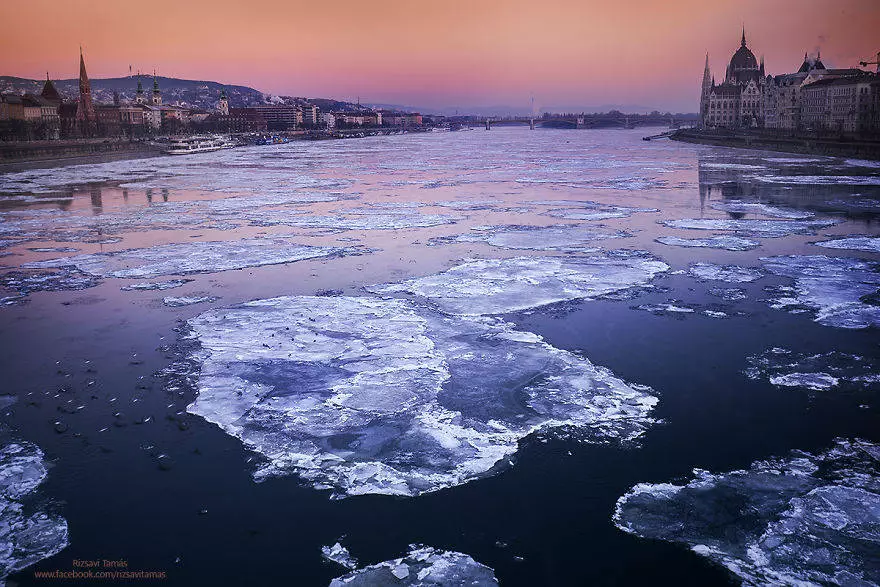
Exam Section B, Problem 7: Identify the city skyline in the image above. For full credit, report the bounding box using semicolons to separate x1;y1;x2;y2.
1;0;878;112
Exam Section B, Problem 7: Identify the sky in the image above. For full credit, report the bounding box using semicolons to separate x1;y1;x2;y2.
1;0;878;113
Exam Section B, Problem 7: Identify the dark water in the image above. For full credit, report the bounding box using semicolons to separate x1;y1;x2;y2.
0;128;877;585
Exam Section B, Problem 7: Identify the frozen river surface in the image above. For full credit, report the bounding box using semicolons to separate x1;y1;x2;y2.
0;128;878;585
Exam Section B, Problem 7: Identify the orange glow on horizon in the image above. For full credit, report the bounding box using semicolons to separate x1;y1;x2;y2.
1;0;878;112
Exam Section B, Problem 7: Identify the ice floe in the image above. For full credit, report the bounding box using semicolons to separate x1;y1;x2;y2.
745;347;879;391
614;438;880;587
328;545;498;586
708;287;748;302
709;201;813;219
23;239;361;279
120;279;193;292
663;218;838;238
0;440;68;583
247;211;460;231
688;263;764;283
761;255;880;329
162;295;220;307
427;224;629;253
655;235;760;251
369;254;668;315
814;236;880;254
322;543;358;570
1;269;100;297
177;296;657;497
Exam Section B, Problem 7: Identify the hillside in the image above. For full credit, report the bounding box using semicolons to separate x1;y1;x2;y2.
0;75;265;110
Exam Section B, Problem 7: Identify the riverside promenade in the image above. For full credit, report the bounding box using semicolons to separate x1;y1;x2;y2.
671;128;880;160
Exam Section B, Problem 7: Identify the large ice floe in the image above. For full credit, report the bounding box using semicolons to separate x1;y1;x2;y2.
761;255;880;329
0;440;68;584
22;238;361;279
655;235;760;251
662;218;838;238
328;545;498;586
709;201;814;219
178;296;657;497
427;224;629;253
814;236;880;255
614;439;880;587
745;347;879;391
369;254;669;316
688;262;764;283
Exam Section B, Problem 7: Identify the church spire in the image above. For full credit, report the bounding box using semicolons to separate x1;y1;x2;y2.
75;47;97;134
741;26;746;47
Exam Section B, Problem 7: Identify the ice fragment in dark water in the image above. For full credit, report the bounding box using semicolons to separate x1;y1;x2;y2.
329;545;498;586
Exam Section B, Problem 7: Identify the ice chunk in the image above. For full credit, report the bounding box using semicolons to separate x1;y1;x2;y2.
814;236;880;254
769;372;839;390
23;238;361;279
761;255;880;329
369;254;669;316
689;262;764;283
614;439;880;587
655;235;760;251
177;296;657;497
709;201;813;219
247;211;460;231
322;542;358;570
663;218;838;238
0;441;68;583
329;545;498;586
708;287;748;302
1;268;101;297
162;295;220;307
121;279;193;291
745;348;878;391
428;224;628;253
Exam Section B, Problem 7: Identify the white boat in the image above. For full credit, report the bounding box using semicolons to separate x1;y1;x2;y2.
165;136;233;155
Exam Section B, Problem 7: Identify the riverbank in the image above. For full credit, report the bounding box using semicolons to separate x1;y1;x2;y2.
671;128;880;160
0;127;433;174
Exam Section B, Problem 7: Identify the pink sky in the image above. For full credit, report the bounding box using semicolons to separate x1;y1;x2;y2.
1;0;878;112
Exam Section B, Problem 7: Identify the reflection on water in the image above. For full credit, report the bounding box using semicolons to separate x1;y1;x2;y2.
0;129;877;586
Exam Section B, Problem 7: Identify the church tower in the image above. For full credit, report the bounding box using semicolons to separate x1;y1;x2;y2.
218;88;229;116
135;73;145;104
151;73;162;105
700;53;712;127
75;48;97;135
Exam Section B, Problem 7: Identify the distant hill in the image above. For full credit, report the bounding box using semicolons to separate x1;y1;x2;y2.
0;75;265;110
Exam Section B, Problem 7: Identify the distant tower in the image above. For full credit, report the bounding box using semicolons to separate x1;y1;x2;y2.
40;73;62;104
218;88;229;116
700;53;712;127
135;72;145;104
75;47;97;134
151;73;162;105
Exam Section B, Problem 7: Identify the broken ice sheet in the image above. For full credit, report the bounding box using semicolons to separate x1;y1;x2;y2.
688;262;764;283
662;218;838;238
427;224;629;253
178;296;657;497
23;238;363;279
1;268;101;298
322;542;358;570
162;295;220;307
246;210;461;231
613;439;880;587
761;255;880;329
120;279;193;292
745;347;879;392
655;235;760;251
0;440;68;583
369;254;668;316
709;201;813;219
329;545;498;586
814;236;880;254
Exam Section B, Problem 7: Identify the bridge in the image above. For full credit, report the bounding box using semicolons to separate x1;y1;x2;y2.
461;113;697;130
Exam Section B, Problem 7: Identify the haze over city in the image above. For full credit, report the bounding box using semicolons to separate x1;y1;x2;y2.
2;0;878;113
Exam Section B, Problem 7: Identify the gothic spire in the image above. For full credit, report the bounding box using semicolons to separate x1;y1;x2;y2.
741;26;746;47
